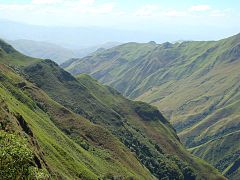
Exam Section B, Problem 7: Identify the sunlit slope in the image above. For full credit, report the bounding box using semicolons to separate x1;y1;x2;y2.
0;64;155;179
0;38;154;179
24;60;225;179
63;33;240;178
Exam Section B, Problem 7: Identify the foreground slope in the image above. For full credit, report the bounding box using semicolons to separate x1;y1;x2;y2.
0;39;156;179
0;44;154;179
63;33;240;178
24;59;224;179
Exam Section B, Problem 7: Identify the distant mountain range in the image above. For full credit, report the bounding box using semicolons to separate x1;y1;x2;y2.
0;20;175;49
63;33;240;179
6;39;121;64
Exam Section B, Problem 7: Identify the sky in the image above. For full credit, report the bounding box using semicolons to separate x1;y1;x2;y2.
0;0;240;41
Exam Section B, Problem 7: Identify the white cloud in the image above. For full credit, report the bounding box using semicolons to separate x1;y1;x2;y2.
91;3;114;14
31;0;95;5
190;5;211;12
0;1;238;34
210;8;233;17
32;0;63;5
0;4;34;11
210;10;225;17
163;10;187;17
68;0;95;6
0;0;112;15
135;5;159;16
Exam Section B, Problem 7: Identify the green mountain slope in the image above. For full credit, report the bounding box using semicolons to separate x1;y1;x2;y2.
0;62;155;179
63;33;240;179
0;39;155;179
24;59;224;179
0;39;225;179
190;130;240;179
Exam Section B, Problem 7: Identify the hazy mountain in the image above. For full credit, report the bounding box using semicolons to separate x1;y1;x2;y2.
74;41;122;58
63;33;240;179
6;39;76;64
6;39;121;64
0;20;165;49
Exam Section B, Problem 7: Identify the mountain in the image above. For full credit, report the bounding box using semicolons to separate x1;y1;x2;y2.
0;39;154;179
0;39;40;66
7;39;121;64
63;33;240;179
7;39;76;64
0;39;224;179
24;60;222;179
72;42;122;59
0;20;165;49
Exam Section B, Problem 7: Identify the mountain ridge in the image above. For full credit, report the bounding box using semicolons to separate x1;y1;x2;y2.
63;32;240;179
7;39;121;64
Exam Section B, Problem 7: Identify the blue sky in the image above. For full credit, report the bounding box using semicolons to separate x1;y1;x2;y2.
0;0;239;40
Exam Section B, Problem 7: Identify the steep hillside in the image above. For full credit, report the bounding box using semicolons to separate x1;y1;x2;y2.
190;131;240;179
24;59;224;179
0;43;160;179
63;33;240;178
0;63;157;179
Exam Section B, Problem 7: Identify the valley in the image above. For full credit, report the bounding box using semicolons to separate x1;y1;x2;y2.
63;33;240;179
0;39;225;179
0;0;239;179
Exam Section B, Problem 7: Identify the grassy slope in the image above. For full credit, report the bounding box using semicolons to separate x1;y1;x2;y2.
0;39;41;66
76;74;226;180
0;64;154;179
0;41;154;179
190;130;240;179
63;33;240;178
24;60;224;179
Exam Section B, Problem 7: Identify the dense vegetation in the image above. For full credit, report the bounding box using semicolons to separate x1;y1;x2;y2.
0;131;48;180
63;33;240;179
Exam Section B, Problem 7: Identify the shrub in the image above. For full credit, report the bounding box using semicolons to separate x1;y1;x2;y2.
0;131;49;179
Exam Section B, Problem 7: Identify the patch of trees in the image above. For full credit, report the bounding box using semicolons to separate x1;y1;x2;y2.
119;130;196;180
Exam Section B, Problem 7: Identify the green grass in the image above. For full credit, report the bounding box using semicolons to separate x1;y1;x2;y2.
190;130;240;179
23;60;224;179
63;33;240;179
0;38;226;179
0;64;153;179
